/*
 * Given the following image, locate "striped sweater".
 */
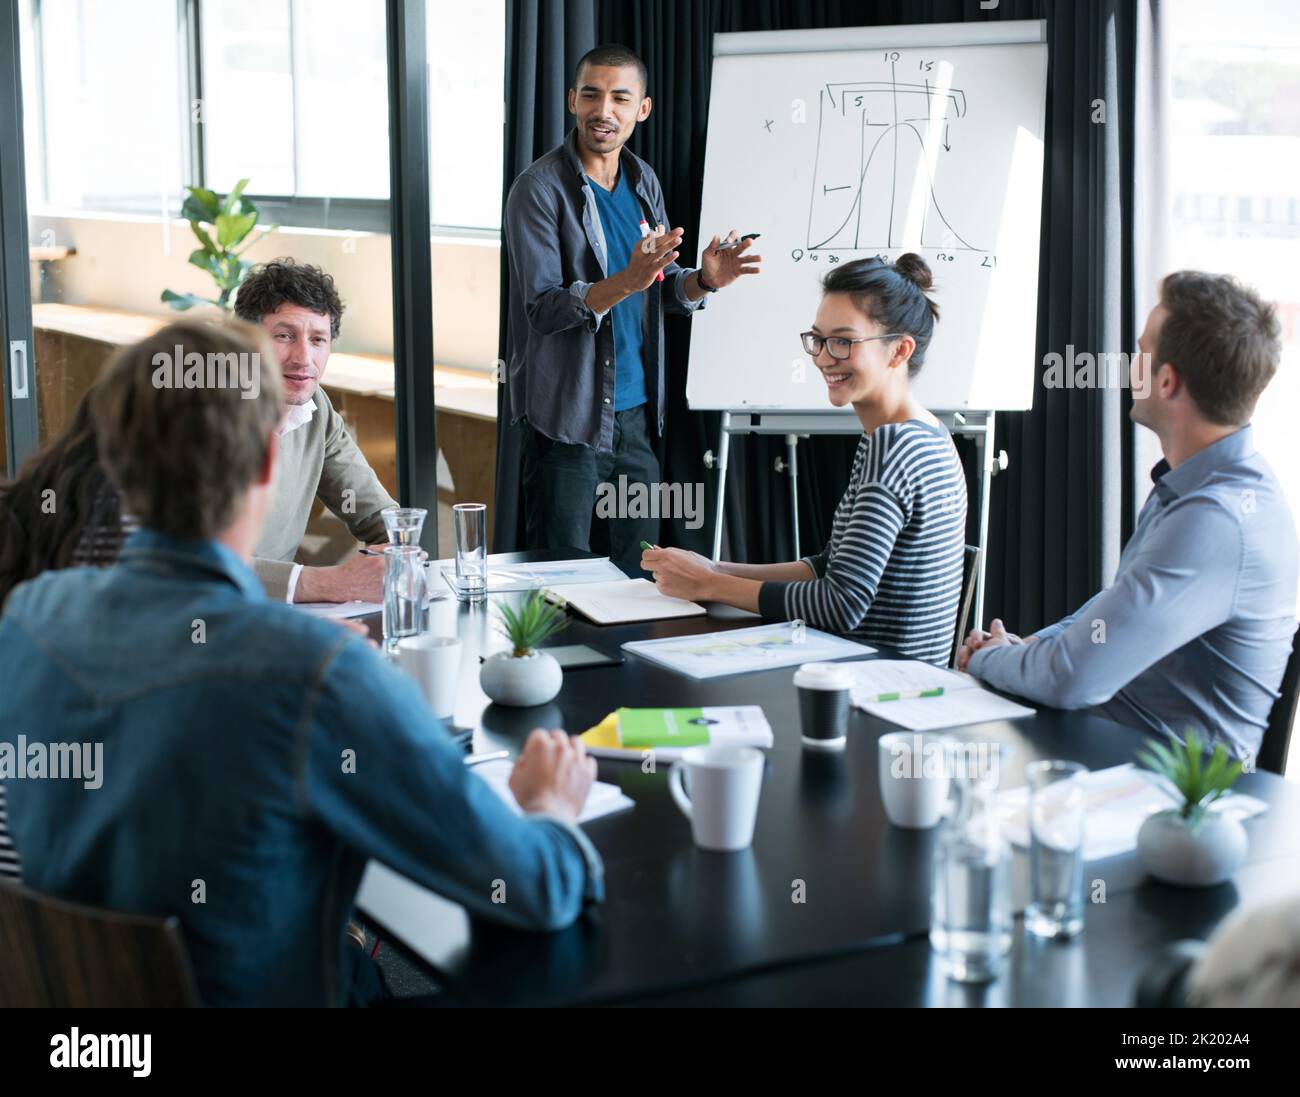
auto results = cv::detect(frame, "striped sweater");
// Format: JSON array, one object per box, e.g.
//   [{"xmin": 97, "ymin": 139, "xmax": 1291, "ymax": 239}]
[{"xmin": 758, "ymin": 420, "xmax": 967, "ymax": 664}]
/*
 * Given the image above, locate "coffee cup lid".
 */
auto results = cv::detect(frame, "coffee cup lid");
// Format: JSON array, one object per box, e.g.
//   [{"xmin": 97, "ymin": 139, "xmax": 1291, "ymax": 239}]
[{"xmin": 793, "ymin": 661, "xmax": 852, "ymax": 690}]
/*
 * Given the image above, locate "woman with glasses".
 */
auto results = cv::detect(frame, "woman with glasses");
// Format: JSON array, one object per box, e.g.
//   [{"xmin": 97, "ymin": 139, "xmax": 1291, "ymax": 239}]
[{"xmin": 642, "ymin": 253, "xmax": 967, "ymax": 664}]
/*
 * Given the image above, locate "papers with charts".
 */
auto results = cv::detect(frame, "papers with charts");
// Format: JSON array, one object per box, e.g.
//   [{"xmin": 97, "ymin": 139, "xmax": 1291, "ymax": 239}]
[
  {"xmin": 435, "ymin": 556, "xmax": 626, "ymax": 594},
  {"xmin": 623, "ymin": 622, "xmax": 872, "ymax": 680}
]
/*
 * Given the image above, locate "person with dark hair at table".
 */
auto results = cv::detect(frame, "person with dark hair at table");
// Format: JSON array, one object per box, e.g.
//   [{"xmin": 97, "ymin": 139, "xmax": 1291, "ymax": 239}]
[
  {"xmin": 0, "ymin": 388, "xmax": 135, "ymax": 614},
  {"xmin": 644, "ymin": 254, "xmax": 967, "ymax": 666},
  {"xmin": 0, "ymin": 318, "xmax": 603, "ymax": 1006},
  {"xmin": 960, "ymin": 272, "xmax": 1298, "ymax": 761},
  {"xmin": 232, "ymin": 257, "xmax": 397, "ymax": 604}
]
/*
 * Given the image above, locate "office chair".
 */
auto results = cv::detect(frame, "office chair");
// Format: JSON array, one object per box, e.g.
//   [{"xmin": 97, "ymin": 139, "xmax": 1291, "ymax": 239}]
[
  {"xmin": 951, "ymin": 545, "xmax": 983, "ymax": 669},
  {"xmin": 0, "ymin": 877, "xmax": 199, "ymax": 1007},
  {"xmin": 1258, "ymin": 620, "xmax": 1300, "ymax": 776}
]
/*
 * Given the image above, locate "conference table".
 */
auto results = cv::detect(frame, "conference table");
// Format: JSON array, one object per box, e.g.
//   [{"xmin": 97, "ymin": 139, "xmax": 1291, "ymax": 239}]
[{"xmin": 356, "ymin": 551, "xmax": 1300, "ymax": 1007}]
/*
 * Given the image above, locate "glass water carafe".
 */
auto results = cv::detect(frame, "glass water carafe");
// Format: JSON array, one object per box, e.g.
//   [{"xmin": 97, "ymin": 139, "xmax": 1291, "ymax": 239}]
[{"xmin": 930, "ymin": 749, "xmax": 1013, "ymax": 983}]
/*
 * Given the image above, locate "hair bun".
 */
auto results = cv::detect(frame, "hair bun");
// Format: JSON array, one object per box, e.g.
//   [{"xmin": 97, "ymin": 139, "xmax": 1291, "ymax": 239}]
[{"xmin": 893, "ymin": 252, "xmax": 934, "ymax": 292}]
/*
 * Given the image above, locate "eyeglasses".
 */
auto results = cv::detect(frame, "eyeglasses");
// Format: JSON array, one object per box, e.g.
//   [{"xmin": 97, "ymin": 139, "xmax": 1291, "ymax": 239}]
[{"xmin": 799, "ymin": 331, "xmax": 902, "ymax": 361}]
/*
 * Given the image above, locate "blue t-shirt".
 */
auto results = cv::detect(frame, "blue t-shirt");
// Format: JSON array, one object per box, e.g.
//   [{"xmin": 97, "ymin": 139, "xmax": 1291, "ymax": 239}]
[{"xmin": 587, "ymin": 171, "xmax": 647, "ymax": 411}]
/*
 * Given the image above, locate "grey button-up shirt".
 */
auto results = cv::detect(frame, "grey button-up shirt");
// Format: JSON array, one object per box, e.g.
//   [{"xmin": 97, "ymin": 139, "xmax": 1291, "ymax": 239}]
[
  {"xmin": 503, "ymin": 128, "xmax": 706, "ymax": 451},
  {"xmin": 970, "ymin": 426, "xmax": 1299, "ymax": 760}
]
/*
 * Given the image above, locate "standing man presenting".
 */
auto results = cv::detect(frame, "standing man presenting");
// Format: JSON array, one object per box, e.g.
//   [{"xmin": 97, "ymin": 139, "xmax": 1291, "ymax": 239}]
[{"xmin": 504, "ymin": 43, "xmax": 760, "ymax": 573}]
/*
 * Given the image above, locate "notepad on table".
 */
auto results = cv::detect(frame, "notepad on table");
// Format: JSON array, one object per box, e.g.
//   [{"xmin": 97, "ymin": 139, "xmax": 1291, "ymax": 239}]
[
  {"xmin": 294, "ymin": 601, "xmax": 382, "ymax": 620},
  {"xmin": 580, "ymin": 705, "xmax": 773, "ymax": 761},
  {"xmin": 470, "ymin": 757, "xmax": 633, "ymax": 823},
  {"xmin": 544, "ymin": 578, "xmax": 705, "ymax": 625},
  {"xmin": 847, "ymin": 660, "xmax": 1034, "ymax": 730}
]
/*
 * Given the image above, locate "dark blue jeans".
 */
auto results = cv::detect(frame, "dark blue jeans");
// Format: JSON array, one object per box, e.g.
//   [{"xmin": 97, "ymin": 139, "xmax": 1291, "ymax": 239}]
[{"xmin": 521, "ymin": 405, "xmax": 659, "ymax": 575}]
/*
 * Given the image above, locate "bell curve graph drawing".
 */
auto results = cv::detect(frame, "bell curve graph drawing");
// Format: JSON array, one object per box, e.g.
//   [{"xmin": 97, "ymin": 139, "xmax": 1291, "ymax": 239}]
[
  {"xmin": 688, "ymin": 26, "xmax": 1048, "ymax": 414},
  {"xmin": 808, "ymin": 61, "xmax": 984, "ymax": 255}
]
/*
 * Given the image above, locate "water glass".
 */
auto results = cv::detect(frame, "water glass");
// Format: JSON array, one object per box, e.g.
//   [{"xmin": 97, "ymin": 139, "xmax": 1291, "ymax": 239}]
[
  {"xmin": 453, "ymin": 503, "xmax": 487, "ymax": 602},
  {"xmin": 382, "ymin": 545, "xmax": 427, "ymax": 654},
  {"xmin": 382, "ymin": 506, "xmax": 427, "ymax": 548},
  {"xmin": 1025, "ymin": 760, "xmax": 1088, "ymax": 940}
]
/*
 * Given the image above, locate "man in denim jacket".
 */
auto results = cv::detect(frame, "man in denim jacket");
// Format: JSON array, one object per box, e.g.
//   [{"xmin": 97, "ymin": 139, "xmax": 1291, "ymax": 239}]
[
  {"xmin": 0, "ymin": 319, "xmax": 603, "ymax": 1006},
  {"xmin": 504, "ymin": 43, "xmax": 761, "ymax": 572}
]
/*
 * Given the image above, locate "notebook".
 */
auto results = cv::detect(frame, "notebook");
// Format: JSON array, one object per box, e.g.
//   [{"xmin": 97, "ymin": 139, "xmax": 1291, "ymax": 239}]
[
  {"xmin": 580, "ymin": 705, "xmax": 773, "ymax": 761},
  {"xmin": 847, "ymin": 660, "xmax": 1035, "ymax": 730},
  {"xmin": 544, "ymin": 578, "xmax": 705, "ymax": 625}
]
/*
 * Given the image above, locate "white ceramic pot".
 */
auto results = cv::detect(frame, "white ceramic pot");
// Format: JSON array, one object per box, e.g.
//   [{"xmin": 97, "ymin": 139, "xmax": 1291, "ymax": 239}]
[
  {"xmin": 479, "ymin": 649, "xmax": 562, "ymax": 707},
  {"xmin": 1136, "ymin": 809, "xmax": 1248, "ymax": 886}
]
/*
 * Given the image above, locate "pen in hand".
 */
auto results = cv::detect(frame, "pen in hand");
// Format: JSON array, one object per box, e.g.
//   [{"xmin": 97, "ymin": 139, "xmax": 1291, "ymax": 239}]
[{"xmin": 715, "ymin": 233, "xmax": 761, "ymax": 251}]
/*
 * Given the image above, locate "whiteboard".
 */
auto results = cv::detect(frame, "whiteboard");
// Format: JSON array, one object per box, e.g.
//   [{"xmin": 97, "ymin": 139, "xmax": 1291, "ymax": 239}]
[{"xmin": 687, "ymin": 22, "xmax": 1047, "ymax": 413}]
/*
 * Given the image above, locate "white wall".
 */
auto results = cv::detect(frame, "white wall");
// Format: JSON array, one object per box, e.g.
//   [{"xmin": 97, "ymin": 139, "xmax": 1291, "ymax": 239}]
[{"xmin": 29, "ymin": 210, "xmax": 500, "ymax": 371}]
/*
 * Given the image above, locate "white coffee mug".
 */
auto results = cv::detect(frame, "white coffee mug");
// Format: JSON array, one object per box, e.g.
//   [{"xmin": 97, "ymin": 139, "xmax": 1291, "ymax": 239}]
[
  {"xmin": 878, "ymin": 731, "xmax": 951, "ymax": 829},
  {"xmin": 669, "ymin": 746, "xmax": 764, "ymax": 851},
  {"xmin": 396, "ymin": 635, "xmax": 462, "ymax": 719}
]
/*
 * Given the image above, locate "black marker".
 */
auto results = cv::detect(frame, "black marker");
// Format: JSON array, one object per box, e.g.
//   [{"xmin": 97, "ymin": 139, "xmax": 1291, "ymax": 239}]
[{"xmin": 715, "ymin": 233, "xmax": 761, "ymax": 251}]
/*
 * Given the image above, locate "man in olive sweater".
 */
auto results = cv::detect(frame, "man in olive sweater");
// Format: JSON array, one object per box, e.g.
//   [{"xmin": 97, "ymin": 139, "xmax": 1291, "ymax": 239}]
[{"xmin": 235, "ymin": 259, "xmax": 396, "ymax": 603}]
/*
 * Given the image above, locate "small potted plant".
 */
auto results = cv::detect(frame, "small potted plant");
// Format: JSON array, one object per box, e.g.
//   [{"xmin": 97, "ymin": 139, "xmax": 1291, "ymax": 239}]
[
  {"xmin": 479, "ymin": 591, "xmax": 567, "ymax": 707},
  {"xmin": 1135, "ymin": 731, "xmax": 1248, "ymax": 887}
]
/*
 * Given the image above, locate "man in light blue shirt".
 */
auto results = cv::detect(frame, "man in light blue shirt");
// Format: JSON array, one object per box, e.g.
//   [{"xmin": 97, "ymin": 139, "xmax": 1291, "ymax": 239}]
[{"xmin": 961, "ymin": 272, "xmax": 1297, "ymax": 761}]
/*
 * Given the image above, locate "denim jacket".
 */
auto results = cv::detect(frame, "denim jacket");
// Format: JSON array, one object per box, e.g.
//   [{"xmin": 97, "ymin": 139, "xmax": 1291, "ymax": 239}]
[
  {"xmin": 0, "ymin": 530, "xmax": 604, "ymax": 1006},
  {"xmin": 504, "ymin": 128, "xmax": 707, "ymax": 451}
]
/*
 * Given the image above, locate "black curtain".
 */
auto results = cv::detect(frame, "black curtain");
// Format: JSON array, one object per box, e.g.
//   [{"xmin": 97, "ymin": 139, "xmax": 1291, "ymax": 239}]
[
  {"xmin": 498, "ymin": 0, "xmax": 1140, "ymax": 636},
  {"xmin": 494, "ymin": 0, "xmax": 597, "ymax": 551},
  {"xmin": 988, "ymin": 0, "xmax": 1139, "ymax": 632}
]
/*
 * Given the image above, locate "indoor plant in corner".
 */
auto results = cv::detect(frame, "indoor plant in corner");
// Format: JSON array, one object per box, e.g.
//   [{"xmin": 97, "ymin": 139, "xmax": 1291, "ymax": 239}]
[
  {"xmin": 480, "ymin": 591, "xmax": 567, "ymax": 707},
  {"xmin": 161, "ymin": 178, "xmax": 275, "ymax": 313},
  {"xmin": 1135, "ymin": 731, "xmax": 1248, "ymax": 887}
]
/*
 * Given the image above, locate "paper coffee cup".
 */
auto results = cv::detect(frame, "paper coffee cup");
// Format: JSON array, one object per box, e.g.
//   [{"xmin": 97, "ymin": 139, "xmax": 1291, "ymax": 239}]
[{"xmin": 793, "ymin": 662, "xmax": 852, "ymax": 750}]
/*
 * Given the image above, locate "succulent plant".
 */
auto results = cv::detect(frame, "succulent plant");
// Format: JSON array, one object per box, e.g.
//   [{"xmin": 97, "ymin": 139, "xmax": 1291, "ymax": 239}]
[
  {"xmin": 494, "ymin": 590, "xmax": 568, "ymax": 658},
  {"xmin": 1137, "ymin": 730, "xmax": 1244, "ymax": 827}
]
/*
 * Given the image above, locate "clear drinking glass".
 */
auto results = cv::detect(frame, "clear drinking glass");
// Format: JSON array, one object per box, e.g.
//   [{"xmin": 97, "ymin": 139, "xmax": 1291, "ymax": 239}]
[
  {"xmin": 1025, "ymin": 760, "xmax": 1088, "ymax": 940},
  {"xmin": 930, "ymin": 741, "xmax": 1013, "ymax": 983},
  {"xmin": 453, "ymin": 503, "xmax": 487, "ymax": 602},
  {"xmin": 382, "ymin": 506, "xmax": 427, "ymax": 548},
  {"xmin": 382, "ymin": 545, "xmax": 427, "ymax": 654}
]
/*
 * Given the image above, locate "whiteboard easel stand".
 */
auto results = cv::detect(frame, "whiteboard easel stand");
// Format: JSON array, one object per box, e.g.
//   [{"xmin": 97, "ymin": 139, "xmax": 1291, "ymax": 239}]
[{"xmin": 705, "ymin": 409, "xmax": 1007, "ymax": 628}]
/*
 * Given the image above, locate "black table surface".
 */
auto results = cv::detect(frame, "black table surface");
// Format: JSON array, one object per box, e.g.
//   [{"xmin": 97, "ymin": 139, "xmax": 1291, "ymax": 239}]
[{"xmin": 358, "ymin": 550, "xmax": 1300, "ymax": 1007}]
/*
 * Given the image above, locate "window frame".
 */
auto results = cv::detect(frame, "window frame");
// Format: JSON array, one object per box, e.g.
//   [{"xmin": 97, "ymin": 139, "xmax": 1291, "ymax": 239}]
[{"xmin": 26, "ymin": 0, "xmax": 500, "ymax": 237}]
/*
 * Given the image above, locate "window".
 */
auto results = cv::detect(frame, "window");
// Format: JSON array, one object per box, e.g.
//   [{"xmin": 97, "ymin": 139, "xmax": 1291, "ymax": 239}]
[
  {"xmin": 35, "ymin": 0, "xmax": 184, "ymax": 213},
  {"xmin": 427, "ymin": 0, "xmax": 505, "ymax": 231},
  {"xmin": 1166, "ymin": 0, "xmax": 1300, "ymax": 614},
  {"xmin": 200, "ymin": 0, "xmax": 390, "ymax": 200},
  {"xmin": 26, "ymin": 0, "xmax": 506, "ymax": 232}
]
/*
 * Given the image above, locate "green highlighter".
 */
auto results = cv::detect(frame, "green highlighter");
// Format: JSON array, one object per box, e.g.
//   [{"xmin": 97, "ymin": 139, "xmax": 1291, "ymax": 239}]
[
  {"xmin": 868, "ymin": 687, "xmax": 946, "ymax": 703},
  {"xmin": 639, "ymin": 540, "xmax": 656, "ymax": 551}
]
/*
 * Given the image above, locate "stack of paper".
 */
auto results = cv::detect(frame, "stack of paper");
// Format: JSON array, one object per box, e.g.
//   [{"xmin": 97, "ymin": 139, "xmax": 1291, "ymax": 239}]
[
  {"xmin": 470, "ymin": 758, "xmax": 633, "ymax": 823},
  {"xmin": 848, "ymin": 660, "xmax": 1034, "ymax": 730},
  {"xmin": 993, "ymin": 764, "xmax": 1268, "ymax": 861}
]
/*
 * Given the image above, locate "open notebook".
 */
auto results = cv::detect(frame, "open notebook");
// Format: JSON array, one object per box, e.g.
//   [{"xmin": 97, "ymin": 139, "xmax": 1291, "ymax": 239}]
[{"xmin": 544, "ymin": 578, "xmax": 705, "ymax": 625}]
